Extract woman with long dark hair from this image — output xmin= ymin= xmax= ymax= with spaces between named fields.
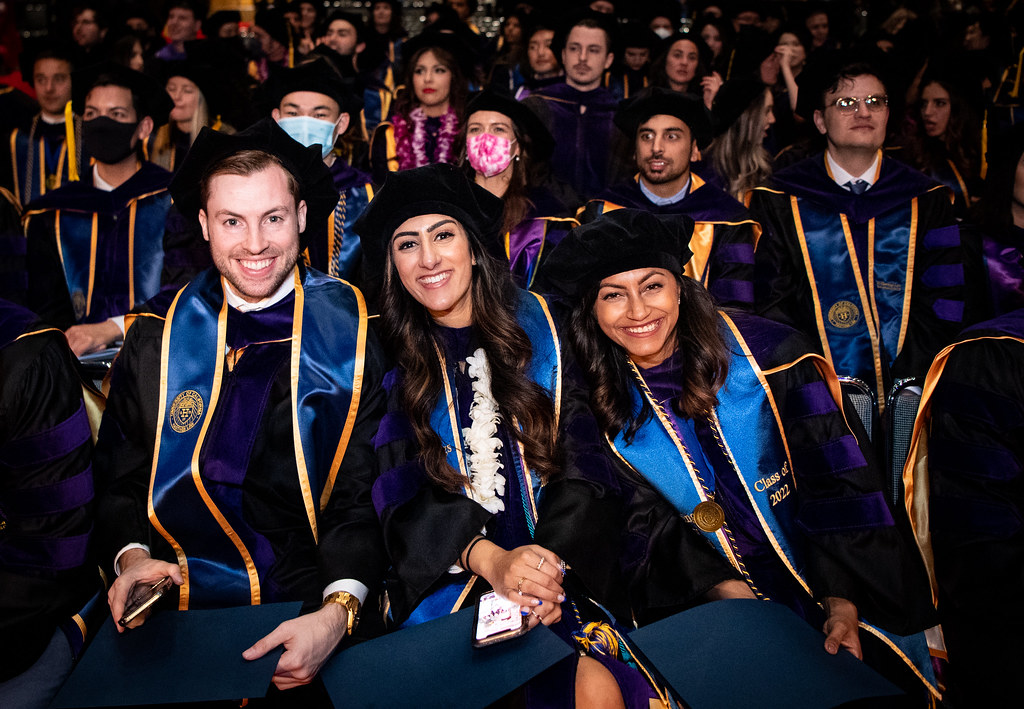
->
xmin=369 ymin=33 xmax=469 ymax=184
xmin=903 ymin=70 xmax=982 ymax=219
xmin=459 ymin=90 xmax=577 ymax=288
xmin=353 ymin=165 xmax=683 ymax=708
xmin=541 ymin=208 xmax=942 ymax=701
xmin=649 ymin=34 xmax=721 ymax=109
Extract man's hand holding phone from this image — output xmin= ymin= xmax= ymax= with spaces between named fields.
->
xmin=108 ymin=549 xmax=183 ymax=633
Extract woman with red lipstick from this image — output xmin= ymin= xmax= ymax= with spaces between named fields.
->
xmin=353 ymin=165 xmax=677 ymax=708
xmin=902 ymin=71 xmax=981 ymax=219
xmin=369 ymin=32 xmax=469 ymax=184
xmin=541 ymin=208 xmax=941 ymax=700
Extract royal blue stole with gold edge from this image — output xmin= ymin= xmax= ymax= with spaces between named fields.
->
xmin=149 ymin=266 xmax=368 ymax=609
xmin=789 ymin=194 xmax=915 ymax=405
xmin=403 ymin=290 xmax=561 ymax=626
xmin=608 ymin=312 xmax=939 ymax=696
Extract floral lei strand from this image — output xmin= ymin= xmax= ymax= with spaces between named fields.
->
xmin=463 ymin=348 xmax=506 ymax=514
xmin=393 ymin=105 xmax=460 ymax=169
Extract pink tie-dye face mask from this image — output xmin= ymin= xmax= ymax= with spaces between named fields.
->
xmin=466 ymin=133 xmax=515 ymax=177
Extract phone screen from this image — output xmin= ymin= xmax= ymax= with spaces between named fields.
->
xmin=475 ymin=591 xmax=524 ymax=641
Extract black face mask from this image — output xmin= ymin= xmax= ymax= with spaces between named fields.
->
xmin=83 ymin=116 xmax=139 ymax=165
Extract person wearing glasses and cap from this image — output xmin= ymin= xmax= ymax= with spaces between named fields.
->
xmin=747 ymin=53 xmax=966 ymax=410
xmin=22 ymin=62 xmax=175 ymax=357
xmin=94 ymin=119 xmax=387 ymax=702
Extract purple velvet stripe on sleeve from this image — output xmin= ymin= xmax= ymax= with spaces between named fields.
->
xmin=0 ymin=401 xmax=91 ymax=468
xmin=922 ymin=264 xmax=964 ymax=288
xmin=0 ymin=530 xmax=91 ymax=570
xmin=717 ymin=242 xmax=755 ymax=264
xmin=373 ymin=410 xmax=415 ymax=450
xmin=929 ymin=437 xmax=1022 ymax=481
xmin=787 ymin=381 xmax=838 ymax=419
xmin=709 ymin=279 xmax=754 ymax=305
xmin=790 ymin=434 xmax=866 ymax=476
xmin=1 ymin=464 xmax=94 ymax=516
xmin=922 ymin=225 xmax=960 ymax=249
xmin=931 ymin=493 xmax=1023 ymax=538
xmin=372 ymin=460 xmax=428 ymax=517
xmin=795 ymin=491 xmax=895 ymax=533
xmin=932 ymin=298 xmax=965 ymax=322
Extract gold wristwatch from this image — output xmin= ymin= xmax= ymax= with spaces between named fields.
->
xmin=321 ymin=591 xmax=361 ymax=636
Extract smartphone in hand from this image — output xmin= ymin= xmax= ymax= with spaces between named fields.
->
xmin=119 ymin=576 xmax=174 ymax=628
xmin=472 ymin=590 xmax=529 ymax=648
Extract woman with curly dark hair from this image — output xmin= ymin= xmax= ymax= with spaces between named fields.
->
xmin=353 ymin=164 xmax=675 ymax=708
xmin=369 ymin=33 xmax=469 ymax=184
xmin=540 ymin=208 xmax=942 ymax=701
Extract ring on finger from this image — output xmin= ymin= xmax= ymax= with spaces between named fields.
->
xmin=517 ymin=576 xmax=525 ymax=594
xmin=536 ymin=557 xmax=545 ymax=571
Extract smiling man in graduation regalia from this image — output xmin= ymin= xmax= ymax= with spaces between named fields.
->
xmin=747 ymin=53 xmax=966 ymax=408
xmin=94 ymin=119 xmax=386 ymax=703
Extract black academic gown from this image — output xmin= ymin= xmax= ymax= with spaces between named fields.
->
xmin=0 ymin=299 xmax=99 ymax=681
xmin=748 ymin=154 xmax=966 ymax=403
xmin=94 ymin=274 xmax=388 ymax=618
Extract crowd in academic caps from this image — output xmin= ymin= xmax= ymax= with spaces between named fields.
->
xmin=1 ymin=0 xmax=1023 ymax=707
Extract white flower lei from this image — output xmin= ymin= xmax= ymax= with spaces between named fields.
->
xmin=462 ymin=348 xmax=506 ymax=514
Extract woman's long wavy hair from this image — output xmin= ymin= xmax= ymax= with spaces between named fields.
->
xmin=568 ymin=273 xmax=731 ymax=442
xmin=707 ymin=89 xmax=773 ymax=201
xmin=379 ymin=224 xmax=560 ymax=492
xmin=151 ymin=88 xmax=209 ymax=171
xmin=906 ymin=76 xmax=980 ymax=181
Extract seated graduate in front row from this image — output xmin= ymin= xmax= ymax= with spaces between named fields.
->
xmin=94 ymin=119 xmax=387 ymax=706
xmin=538 ymin=208 xmax=943 ymax=702
xmin=353 ymin=163 xmax=738 ymax=708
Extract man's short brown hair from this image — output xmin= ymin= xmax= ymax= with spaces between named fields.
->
xmin=199 ymin=149 xmax=301 ymax=212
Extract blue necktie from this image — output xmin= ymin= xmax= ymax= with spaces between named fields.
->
xmin=845 ymin=179 xmax=868 ymax=195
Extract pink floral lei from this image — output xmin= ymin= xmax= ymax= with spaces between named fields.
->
xmin=393 ymin=106 xmax=460 ymax=169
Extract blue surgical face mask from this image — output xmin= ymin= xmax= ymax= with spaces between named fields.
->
xmin=277 ymin=115 xmax=337 ymax=158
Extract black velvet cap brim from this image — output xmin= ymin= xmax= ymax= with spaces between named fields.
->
xmin=261 ymin=56 xmax=364 ymax=118
xmin=614 ymin=87 xmax=713 ymax=149
xmin=72 ymin=61 xmax=175 ymax=128
xmin=539 ymin=209 xmax=695 ymax=301
xmin=352 ymin=163 xmax=506 ymax=280
xmin=169 ymin=117 xmax=338 ymax=244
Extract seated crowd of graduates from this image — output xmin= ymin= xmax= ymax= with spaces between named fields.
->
xmin=2 ymin=0 xmax=1023 ymax=707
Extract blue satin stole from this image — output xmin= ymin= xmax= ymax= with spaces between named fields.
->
xmin=149 ymin=266 xmax=368 ymax=609
xmin=790 ymin=195 xmax=915 ymax=404
xmin=608 ymin=312 xmax=939 ymax=694
xmin=403 ymin=291 xmax=561 ymax=626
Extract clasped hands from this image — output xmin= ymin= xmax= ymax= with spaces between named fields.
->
xmin=108 ymin=549 xmax=347 ymax=690
xmin=463 ymin=539 xmax=567 ymax=628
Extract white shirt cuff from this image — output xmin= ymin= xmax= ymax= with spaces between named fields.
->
xmin=114 ymin=543 xmax=150 ymax=575
xmin=109 ymin=315 xmax=125 ymax=337
xmin=322 ymin=579 xmax=369 ymax=606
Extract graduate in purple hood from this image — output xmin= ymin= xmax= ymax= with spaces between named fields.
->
xmin=747 ymin=53 xmax=966 ymax=410
xmin=580 ymin=87 xmax=760 ymax=310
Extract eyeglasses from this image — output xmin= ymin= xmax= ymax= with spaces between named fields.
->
xmin=830 ymin=95 xmax=888 ymax=114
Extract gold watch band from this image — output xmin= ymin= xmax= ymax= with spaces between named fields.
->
xmin=322 ymin=591 xmax=360 ymax=636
